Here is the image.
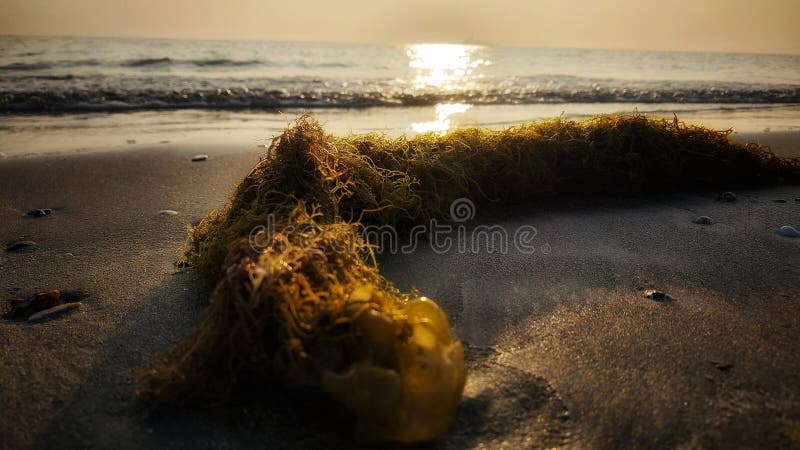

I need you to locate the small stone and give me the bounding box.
[126,139,136,144]
[715,362,734,372]
[773,199,787,203]
[778,225,799,238]
[692,216,713,225]
[795,198,800,202]
[27,302,82,322]
[159,140,171,144]
[643,290,673,301]
[26,208,52,217]
[716,192,736,202]
[191,154,208,162]
[6,241,36,252]
[158,210,179,216]
[8,290,61,318]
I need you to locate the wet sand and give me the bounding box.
[1,137,799,449]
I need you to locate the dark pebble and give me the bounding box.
[191,154,208,162]
[644,289,673,301]
[715,362,734,372]
[773,199,787,203]
[6,241,36,252]
[6,290,61,319]
[26,208,52,217]
[716,192,736,202]
[692,216,713,225]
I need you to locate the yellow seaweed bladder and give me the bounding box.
[323,292,466,442]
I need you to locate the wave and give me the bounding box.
[1,56,356,72]
[192,58,262,67]
[0,59,101,71]
[121,57,173,67]
[0,62,53,71]
[2,86,799,113]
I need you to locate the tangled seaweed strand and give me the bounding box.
[138,114,799,443]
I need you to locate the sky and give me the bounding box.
[1,0,799,54]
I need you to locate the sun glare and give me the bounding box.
[406,43,487,133]
[406,43,489,90]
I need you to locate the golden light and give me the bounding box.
[411,103,472,134]
[406,43,489,90]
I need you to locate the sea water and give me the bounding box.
[1,36,798,155]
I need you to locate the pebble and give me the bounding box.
[716,192,736,202]
[191,154,208,162]
[778,225,799,238]
[158,209,179,216]
[27,302,82,322]
[26,208,52,217]
[773,199,787,203]
[692,216,713,225]
[715,362,734,372]
[126,139,136,145]
[159,140,171,144]
[6,240,36,252]
[8,290,62,318]
[643,290,673,301]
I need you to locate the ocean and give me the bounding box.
[1,36,799,155]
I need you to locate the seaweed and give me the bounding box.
[136,113,799,443]
[184,114,799,284]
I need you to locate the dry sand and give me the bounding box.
[1,137,799,449]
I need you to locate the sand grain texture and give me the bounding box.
[1,142,799,449]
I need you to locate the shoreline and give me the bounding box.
[2,105,799,159]
[1,136,800,448]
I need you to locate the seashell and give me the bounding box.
[158,209,179,216]
[191,154,208,162]
[778,225,799,238]
[27,302,82,322]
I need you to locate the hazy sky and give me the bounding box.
[1,0,798,54]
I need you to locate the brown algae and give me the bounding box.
[137,114,799,442]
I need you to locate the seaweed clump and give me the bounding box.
[137,114,800,442]
[185,114,799,284]
[137,206,466,442]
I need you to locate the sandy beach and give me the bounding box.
[1,131,799,449]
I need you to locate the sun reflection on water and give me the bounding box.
[406,43,489,90]
[406,43,488,133]
[411,103,472,134]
